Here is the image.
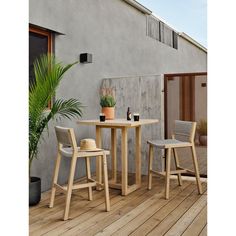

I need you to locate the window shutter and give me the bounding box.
[147,16,160,41]
[172,31,178,49]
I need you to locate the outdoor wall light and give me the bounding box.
[80,53,92,63]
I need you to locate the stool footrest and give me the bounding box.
[72,182,97,190]
[87,178,96,183]
[54,183,67,191]
[96,182,104,188]
[150,169,191,176]
[54,181,98,192]
[178,166,195,174]
[150,170,165,176]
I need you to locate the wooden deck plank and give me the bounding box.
[29,176,88,213]
[101,183,196,236]
[181,205,207,236]
[30,190,91,222]
[31,177,162,235]
[29,174,207,236]
[130,183,207,236]
[198,224,207,236]
[30,173,123,226]
[92,182,192,236]
[30,188,119,234]
[53,180,178,236]
[159,194,207,236]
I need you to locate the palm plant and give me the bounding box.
[29,54,83,177]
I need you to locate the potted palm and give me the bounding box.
[197,119,207,146]
[29,54,83,206]
[100,87,116,120]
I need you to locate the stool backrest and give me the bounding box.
[173,120,196,143]
[55,126,77,150]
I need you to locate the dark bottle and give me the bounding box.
[127,107,132,121]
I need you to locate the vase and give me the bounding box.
[102,107,115,120]
[199,135,207,146]
[29,177,41,206]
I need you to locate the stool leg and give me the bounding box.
[165,148,171,200]
[147,145,154,190]
[96,126,103,191]
[85,157,93,201]
[63,155,77,220]
[173,148,182,186]
[102,153,110,211]
[190,145,203,194]
[49,151,62,208]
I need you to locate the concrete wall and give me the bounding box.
[101,75,164,175]
[29,0,207,192]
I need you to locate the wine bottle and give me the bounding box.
[127,107,132,121]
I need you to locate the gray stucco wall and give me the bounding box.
[29,0,207,192]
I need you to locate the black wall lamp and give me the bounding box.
[80,53,92,63]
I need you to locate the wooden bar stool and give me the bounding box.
[147,120,202,199]
[49,126,110,220]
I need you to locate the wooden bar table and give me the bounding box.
[77,119,159,195]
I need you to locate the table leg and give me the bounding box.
[135,126,141,187]
[111,128,117,182]
[96,126,102,190]
[121,127,128,195]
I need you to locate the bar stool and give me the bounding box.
[49,126,110,220]
[147,120,202,199]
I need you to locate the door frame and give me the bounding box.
[164,72,207,139]
[29,25,53,109]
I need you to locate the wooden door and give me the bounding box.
[180,76,195,121]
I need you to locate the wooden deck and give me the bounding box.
[29,175,207,236]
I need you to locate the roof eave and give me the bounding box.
[123,0,152,15]
[179,32,207,53]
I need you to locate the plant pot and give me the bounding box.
[102,107,115,120]
[199,135,207,146]
[29,177,41,206]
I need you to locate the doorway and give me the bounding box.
[164,72,207,177]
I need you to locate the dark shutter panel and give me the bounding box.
[172,31,178,49]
